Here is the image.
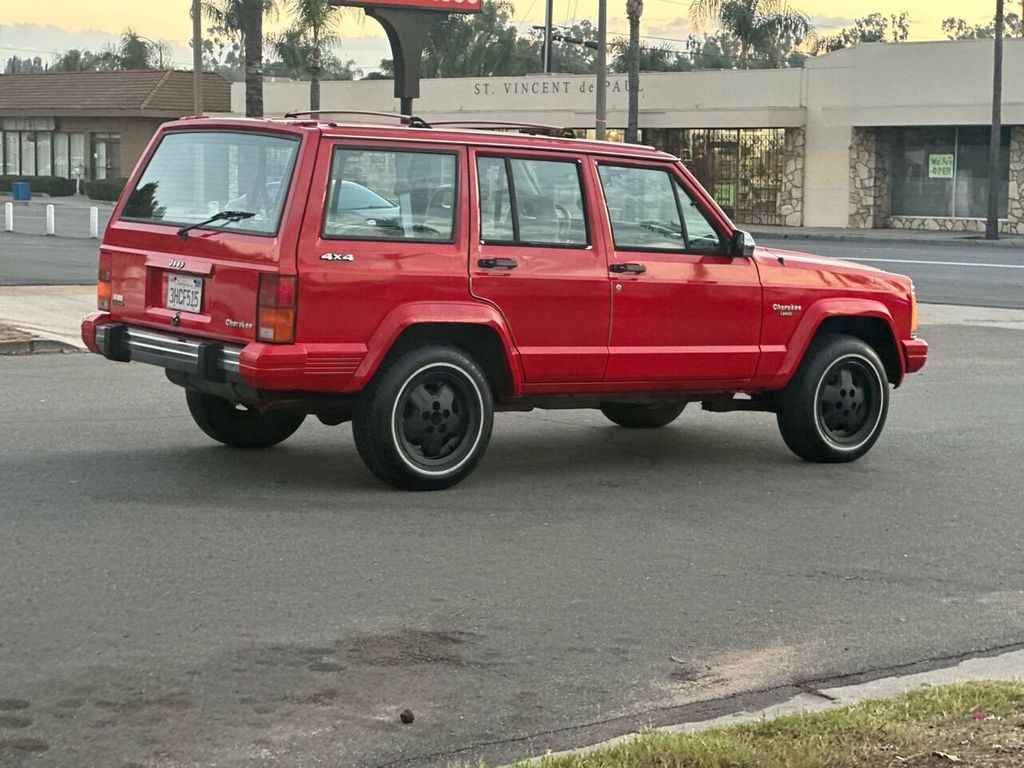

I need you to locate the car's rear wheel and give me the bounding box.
[185,389,305,449]
[352,345,493,491]
[776,334,889,463]
[599,402,687,429]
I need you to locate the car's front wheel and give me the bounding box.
[185,390,305,449]
[776,334,889,462]
[599,402,687,429]
[352,346,493,491]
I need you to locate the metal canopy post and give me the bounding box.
[329,0,480,117]
[365,7,435,116]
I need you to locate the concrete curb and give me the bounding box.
[510,648,1024,766]
[0,338,82,356]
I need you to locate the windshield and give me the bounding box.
[121,131,300,236]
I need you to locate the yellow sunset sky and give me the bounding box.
[0,0,1007,70]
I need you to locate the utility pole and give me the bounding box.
[543,0,554,72]
[595,0,607,140]
[986,0,1005,240]
[192,0,204,115]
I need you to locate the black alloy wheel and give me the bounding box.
[776,334,889,463]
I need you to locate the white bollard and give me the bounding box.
[89,207,99,239]
[4,202,12,232]
[45,204,55,236]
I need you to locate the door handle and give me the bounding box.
[478,258,518,270]
[609,262,646,274]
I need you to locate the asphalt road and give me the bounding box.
[2,232,1022,310]
[1,319,1022,767]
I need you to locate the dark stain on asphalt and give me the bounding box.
[0,736,49,754]
[343,629,482,667]
[0,700,30,712]
[0,714,32,729]
[286,688,339,706]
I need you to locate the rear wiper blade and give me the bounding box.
[177,210,255,240]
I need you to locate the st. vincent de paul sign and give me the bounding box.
[472,77,641,97]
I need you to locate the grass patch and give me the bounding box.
[475,681,1024,768]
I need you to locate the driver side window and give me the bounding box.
[597,164,723,254]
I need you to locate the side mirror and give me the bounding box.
[730,229,756,257]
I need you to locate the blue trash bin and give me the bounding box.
[11,181,31,201]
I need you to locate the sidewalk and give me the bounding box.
[749,223,1024,248]
[515,647,1024,766]
[0,285,95,353]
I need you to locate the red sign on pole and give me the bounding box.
[334,0,480,11]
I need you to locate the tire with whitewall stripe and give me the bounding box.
[352,346,493,490]
[776,334,889,463]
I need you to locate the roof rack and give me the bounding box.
[429,120,576,139]
[282,109,431,128]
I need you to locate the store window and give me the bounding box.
[891,126,1010,218]
[3,132,17,174]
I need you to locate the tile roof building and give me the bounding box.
[0,70,230,182]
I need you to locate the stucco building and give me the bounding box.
[236,39,1024,233]
[0,70,230,182]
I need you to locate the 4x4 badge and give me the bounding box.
[168,259,186,269]
[320,253,354,262]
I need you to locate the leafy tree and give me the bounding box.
[4,56,46,74]
[202,0,279,115]
[274,0,352,109]
[942,13,1022,39]
[690,0,813,69]
[815,12,909,52]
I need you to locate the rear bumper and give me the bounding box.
[91,320,243,383]
[81,316,366,392]
[902,337,928,374]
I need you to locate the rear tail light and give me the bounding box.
[257,274,297,343]
[97,266,112,311]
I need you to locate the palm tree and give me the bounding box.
[202,0,278,116]
[278,0,345,110]
[689,0,812,69]
[625,0,642,143]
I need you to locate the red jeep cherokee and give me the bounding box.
[81,115,927,490]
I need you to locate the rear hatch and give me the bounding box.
[99,125,309,345]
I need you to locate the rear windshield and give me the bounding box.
[121,131,300,236]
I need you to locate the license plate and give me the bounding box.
[167,274,203,313]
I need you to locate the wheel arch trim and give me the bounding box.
[762,299,903,390]
[348,302,524,396]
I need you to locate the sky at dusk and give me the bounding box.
[0,0,1005,72]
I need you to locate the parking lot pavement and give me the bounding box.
[0,233,99,286]
[1,196,113,239]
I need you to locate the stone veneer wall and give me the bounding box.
[778,127,805,227]
[880,125,1024,234]
[848,127,891,228]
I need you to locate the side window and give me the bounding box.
[477,156,588,246]
[323,147,456,241]
[675,179,724,253]
[597,164,723,253]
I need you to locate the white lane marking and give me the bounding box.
[846,257,1024,270]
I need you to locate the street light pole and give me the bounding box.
[986,0,1004,240]
[543,0,554,73]
[192,0,204,115]
[595,0,607,140]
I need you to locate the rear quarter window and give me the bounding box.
[121,131,300,236]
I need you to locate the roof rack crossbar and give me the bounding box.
[282,109,431,128]
[429,120,576,138]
